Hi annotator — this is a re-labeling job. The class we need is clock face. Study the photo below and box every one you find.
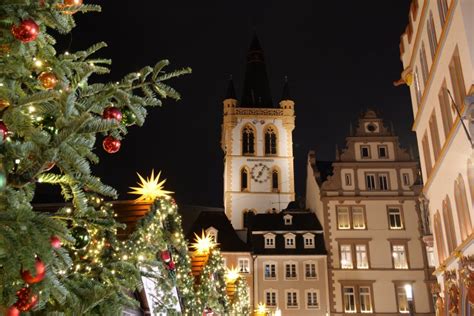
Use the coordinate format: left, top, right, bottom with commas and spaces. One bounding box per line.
251, 163, 270, 183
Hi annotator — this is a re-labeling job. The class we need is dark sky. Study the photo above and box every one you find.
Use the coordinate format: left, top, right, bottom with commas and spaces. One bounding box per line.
38, 0, 417, 207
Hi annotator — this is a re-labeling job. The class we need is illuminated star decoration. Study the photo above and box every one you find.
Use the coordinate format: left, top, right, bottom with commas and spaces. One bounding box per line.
225, 266, 240, 284
128, 169, 173, 202
191, 230, 217, 255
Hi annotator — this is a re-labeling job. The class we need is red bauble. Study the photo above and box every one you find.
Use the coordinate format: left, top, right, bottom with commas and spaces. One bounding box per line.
7, 306, 20, 316
21, 258, 46, 284
14, 287, 38, 312
102, 136, 121, 154
161, 250, 171, 263
50, 235, 61, 249
11, 19, 40, 43
0, 121, 8, 140
167, 260, 175, 270
102, 107, 123, 122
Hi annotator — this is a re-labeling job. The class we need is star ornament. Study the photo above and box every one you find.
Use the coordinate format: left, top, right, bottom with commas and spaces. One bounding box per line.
191, 230, 217, 255
128, 170, 173, 202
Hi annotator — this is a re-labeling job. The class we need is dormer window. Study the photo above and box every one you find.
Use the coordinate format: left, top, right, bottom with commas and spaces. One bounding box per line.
206, 227, 218, 243
284, 214, 293, 225
303, 233, 315, 249
284, 233, 296, 249
264, 233, 276, 249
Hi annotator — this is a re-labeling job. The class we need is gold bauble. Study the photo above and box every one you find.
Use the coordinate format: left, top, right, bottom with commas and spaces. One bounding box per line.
38, 72, 58, 90
0, 99, 10, 111
57, 0, 83, 15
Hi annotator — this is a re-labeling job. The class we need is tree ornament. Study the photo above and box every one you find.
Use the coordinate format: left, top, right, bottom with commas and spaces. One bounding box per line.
0, 99, 10, 111
0, 44, 11, 55
121, 107, 137, 126
102, 106, 123, 122
161, 250, 172, 263
7, 306, 20, 316
50, 235, 61, 249
11, 19, 40, 43
57, 0, 83, 15
21, 258, 46, 284
14, 287, 38, 312
0, 121, 9, 140
42, 161, 56, 172
102, 136, 121, 154
71, 226, 90, 249
167, 260, 175, 270
38, 72, 58, 90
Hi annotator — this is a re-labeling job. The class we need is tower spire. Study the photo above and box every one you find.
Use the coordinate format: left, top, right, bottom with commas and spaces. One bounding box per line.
281, 75, 291, 101
225, 75, 236, 100
241, 33, 273, 108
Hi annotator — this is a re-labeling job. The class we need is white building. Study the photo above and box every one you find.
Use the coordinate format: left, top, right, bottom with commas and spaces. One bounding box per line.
306, 110, 434, 315
398, 0, 474, 313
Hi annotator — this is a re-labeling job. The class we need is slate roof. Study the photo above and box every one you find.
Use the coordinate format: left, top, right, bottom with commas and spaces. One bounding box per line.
248, 210, 323, 232
186, 211, 250, 252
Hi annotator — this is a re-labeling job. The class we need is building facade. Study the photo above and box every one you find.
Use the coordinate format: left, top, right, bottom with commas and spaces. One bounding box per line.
307, 110, 434, 315
398, 0, 474, 313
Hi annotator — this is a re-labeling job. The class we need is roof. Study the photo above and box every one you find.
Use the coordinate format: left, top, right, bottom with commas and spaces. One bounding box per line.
250, 232, 327, 255
281, 76, 291, 101
186, 211, 250, 252
248, 210, 323, 232
225, 76, 236, 99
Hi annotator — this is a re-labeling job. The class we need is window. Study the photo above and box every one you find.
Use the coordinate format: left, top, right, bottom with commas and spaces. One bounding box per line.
442, 197, 457, 253
449, 48, 466, 113
356, 244, 369, 269
429, 112, 442, 160
392, 244, 409, 269
413, 68, 422, 105
238, 258, 250, 273
264, 233, 275, 249
388, 207, 404, 229
426, 246, 436, 267
284, 233, 296, 249
396, 286, 410, 313
454, 174, 473, 241
264, 263, 277, 279
337, 207, 350, 229
205, 227, 218, 243
264, 126, 277, 155
402, 173, 410, 186
241, 168, 249, 191
242, 125, 255, 155
285, 263, 297, 279
304, 262, 317, 279
439, 82, 453, 138
303, 233, 315, 249
265, 290, 277, 307
420, 43, 429, 84
360, 145, 370, 158
345, 173, 352, 186
343, 287, 356, 313
366, 174, 376, 190
271, 169, 279, 192
306, 290, 319, 309
437, 0, 448, 25
340, 245, 353, 269
427, 11, 438, 59
286, 290, 298, 308
422, 133, 433, 176
378, 174, 389, 191
359, 286, 373, 313
352, 207, 365, 229
434, 211, 447, 263
378, 145, 388, 158
283, 214, 292, 225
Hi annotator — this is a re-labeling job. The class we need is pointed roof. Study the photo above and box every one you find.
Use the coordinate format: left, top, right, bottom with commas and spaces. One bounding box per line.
225, 75, 236, 99
240, 33, 274, 108
281, 76, 291, 100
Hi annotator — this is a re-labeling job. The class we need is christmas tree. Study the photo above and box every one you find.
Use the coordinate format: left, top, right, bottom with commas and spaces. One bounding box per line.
0, 0, 190, 313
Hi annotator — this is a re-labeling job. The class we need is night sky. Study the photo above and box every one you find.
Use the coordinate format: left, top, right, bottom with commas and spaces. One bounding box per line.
39, 0, 417, 207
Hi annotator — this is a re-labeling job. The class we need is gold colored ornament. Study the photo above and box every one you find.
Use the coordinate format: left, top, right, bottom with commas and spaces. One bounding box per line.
38, 72, 58, 90
191, 231, 217, 256
405, 73, 413, 86
128, 169, 173, 202
0, 44, 10, 55
57, 0, 83, 15
0, 99, 10, 111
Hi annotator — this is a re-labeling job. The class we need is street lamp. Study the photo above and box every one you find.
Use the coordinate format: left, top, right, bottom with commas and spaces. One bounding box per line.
404, 284, 414, 316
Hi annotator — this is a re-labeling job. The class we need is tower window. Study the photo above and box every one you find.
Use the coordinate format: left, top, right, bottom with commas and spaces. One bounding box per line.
242, 125, 255, 155
265, 126, 277, 155
272, 169, 279, 192
360, 145, 370, 158
241, 168, 249, 191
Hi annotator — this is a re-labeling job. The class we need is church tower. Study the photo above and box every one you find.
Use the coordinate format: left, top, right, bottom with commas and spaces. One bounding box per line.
221, 35, 295, 230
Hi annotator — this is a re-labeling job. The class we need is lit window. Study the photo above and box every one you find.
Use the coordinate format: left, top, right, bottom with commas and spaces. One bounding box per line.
378, 174, 389, 191
420, 43, 429, 84
337, 207, 350, 229
343, 287, 356, 313
356, 244, 369, 269
359, 287, 372, 313
264, 263, 276, 279
414, 68, 422, 105
427, 11, 437, 59
242, 125, 255, 155
241, 168, 249, 191
205, 227, 218, 243
388, 208, 404, 229
286, 291, 298, 308
397, 286, 410, 313
284, 233, 296, 249
360, 146, 370, 158
340, 245, 353, 269
284, 214, 292, 225
264, 126, 277, 155
392, 245, 409, 269
352, 207, 365, 229
285, 263, 297, 279
272, 169, 279, 192
366, 174, 376, 190
306, 290, 319, 309
437, 0, 448, 26
303, 233, 315, 248
426, 246, 436, 267
238, 258, 250, 273
264, 233, 275, 249
378, 145, 388, 158
265, 290, 277, 307
305, 262, 317, 279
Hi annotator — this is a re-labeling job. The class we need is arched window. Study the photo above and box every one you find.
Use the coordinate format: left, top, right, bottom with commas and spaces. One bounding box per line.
265, 126, 277, 155
272, 169, 279, 192
241, 167, 249, 191
434, 211, 447, 264
468, 159, 474, 206
242, 125, 255, 155
443, 196, 457, 254
454, 174, 473, 241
